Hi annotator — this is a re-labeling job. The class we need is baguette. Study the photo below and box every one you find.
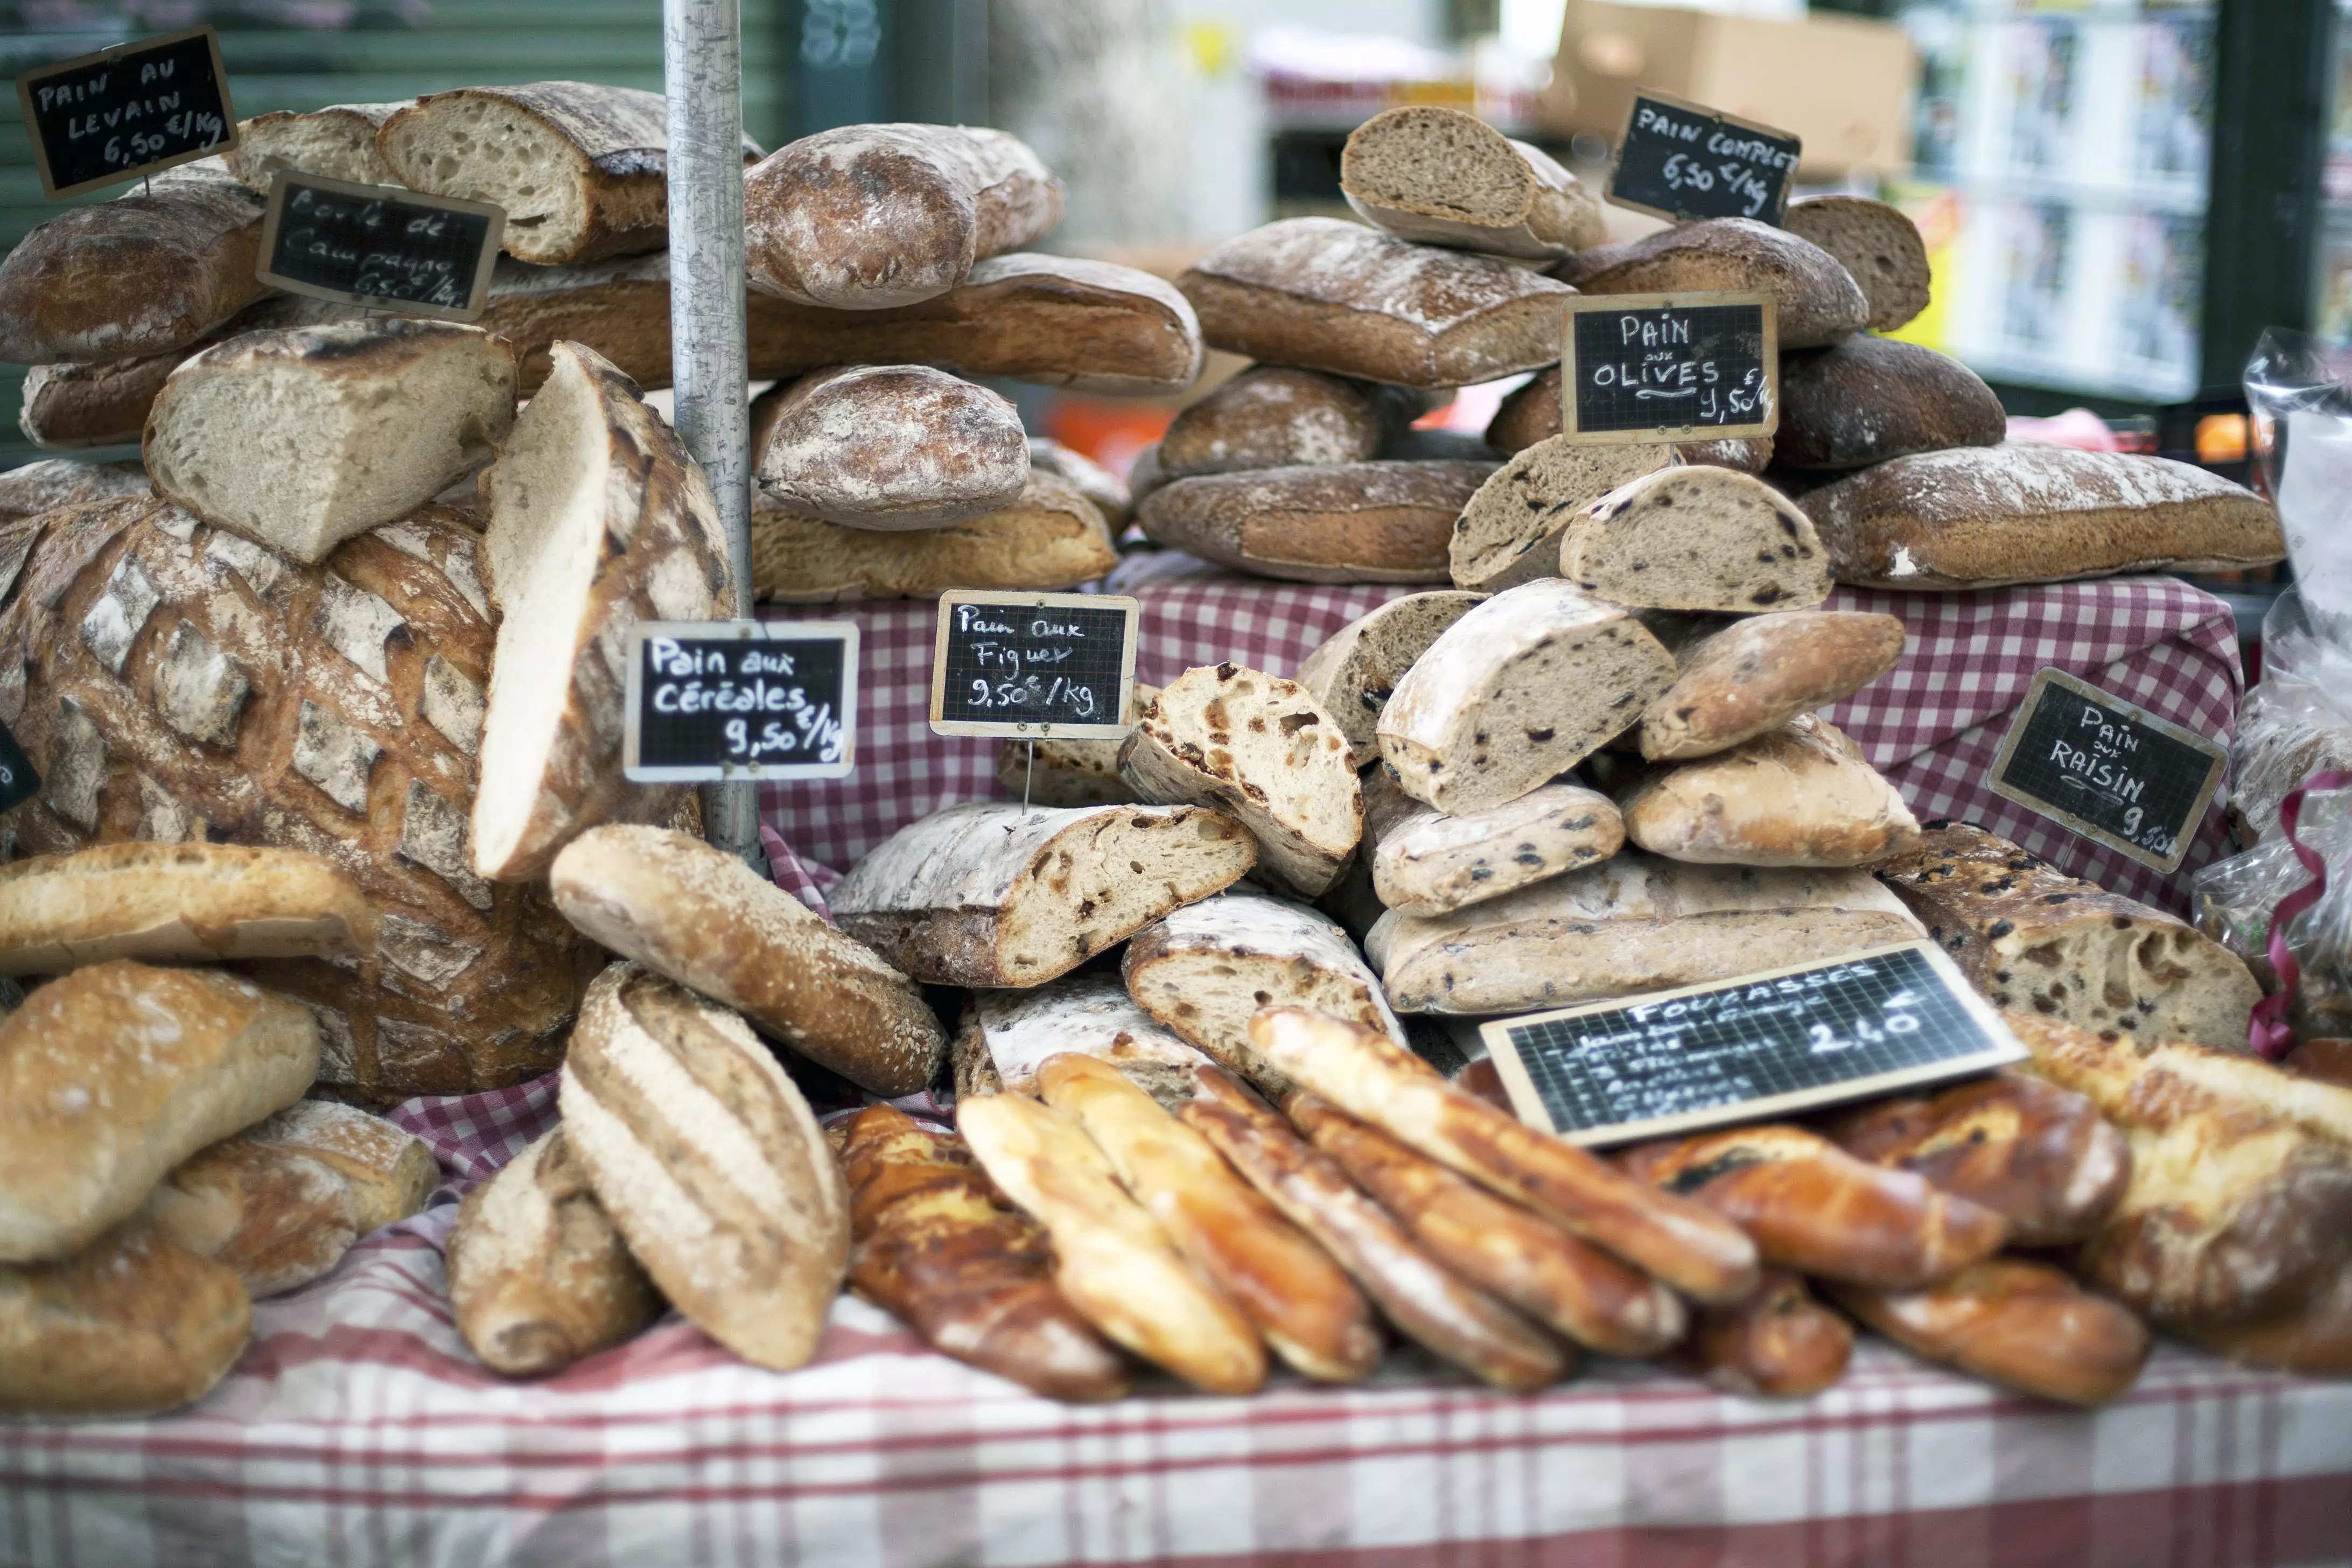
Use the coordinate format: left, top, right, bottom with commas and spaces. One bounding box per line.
1639, 610, 1906, 761
1135, 460, 1496, 586
1559, 465, 1831, 613
1339, 106, 1606, 259
1832, 1261, 2151, 1406
1553, 218, 1866, 349
750, 365, 1029, 530
224, 102, 405, 190
969, 974, 1212, 1106
0, 458, 150, 520
0, 1225, 250, 1417
1040, 1054, 1378, 1382
1369, 780, 1623, 919
749, 472, 1116, 603
957, 1089, 1265, 1394
1294, 591, 1484, 768
1618, 715, 1921, 867
141, 1136, 358, 1298
1782, 195, 1931, 334
1448, 437, 1679, 593
0, 842, 376, 975
242, 1100, 437, 1234
839, 1104, 1128, 1401
1252, 1008, 1760, 1304
1671, 1270, 1852, 1398
1774, 338, 2005, 471
1158, 367, 1426, 479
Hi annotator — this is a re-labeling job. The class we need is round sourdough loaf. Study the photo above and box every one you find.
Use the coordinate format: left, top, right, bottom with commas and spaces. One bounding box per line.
1775, 337, 2005, 471
1555, 218, 1867, 348
751, 364, 1029, 530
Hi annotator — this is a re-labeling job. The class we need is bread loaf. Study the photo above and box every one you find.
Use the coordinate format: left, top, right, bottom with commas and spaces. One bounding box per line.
224, 103, 405, 190
0, 1225, 250, 1416
1783, 195, 1931, 333
1799, 445, 2285, 589
472, 340, 730, 882
1554, 218, 1867, 348
1178, 1065, 1568, 1389
549, 825, 943, 1096
1339, 106, 1606, 260
1136, 460, 1496, 585
993, 682, 1158, 807
1376, 580, 1676, 814
1670, 1270, 1852, 1398
142, 1136, 358, 1298
1121, 890, 1400, 1093
0, 842, 375, 974
1485, 367, 1773, 471
1367, 854, 1924, 1014
0, 495, 593, 1101
745, 124, 1061, 308
1640, 610, 1905, 761
750, 365, 1028, 529
1775, 338, 2005, 471
750, 472, 1115, 603
1619, 715, 1921, 866
445, 1127, 661, 1377
1448, 437, 1678, 593
1371, 780, 1623, 918
957, 1089, 1266, 1394
1832, 1261, 2151, 1406
0, 160, 269, 365
242, 1100, 437, 1233
0, 458, 149, 520
1178, 218, 1574, 388
0, 962, 318, 1263
1293, 592, 1483, 768
831, 802, 1257, 986
559, 963, 849, 1371
1026, 437, 1129, 528
969, 974, 1211, 1105
1158, 367, 1423, 479
1874, 822, 2260, 1047
1821, 1070, 2131, 1247
2097, 1035, 2352, 1151
1559, 465, 1831, 613
2185, 1259, 2352, 1376
839, 1104, 1128, 1401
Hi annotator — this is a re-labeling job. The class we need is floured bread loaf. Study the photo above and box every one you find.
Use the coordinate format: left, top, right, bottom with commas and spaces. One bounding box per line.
1120, 663, 1362, 897
0, 842, 374, 975
1641, 610, 1906, 760
1178, 217, 1573, 387
751, 365, 1029, 529
1027, 437, 1129, 528
1340, 106, 1606, 259
750, 472, 1115, 603
0, 1225, 251, 1417
1373, 780, 1623, 918
1136, 460, 1495, 585
1485, 368, 1774, 471
0, 459, 150, 520
831, 802, 1257, 986
550, 825, 946, 1096
1619, 715, 1921, 867
242, 1100, 437, 1233
1450, 436, 1678, 592
1875, 822, 2259, 1047
1295, 591, 1483, 767
1158, 366, 1425, 479
559, 963, 848, 1371
1783, 195, 1931, 333
1776, 337, 2005, 471
225, 103, 405, 190
145, 320, 518, 564
472, 340, 730, 882
1377, 580, 1676, 814
994, 682, 1159, 807
970, 974, 1212, 1105
1369, 853, 1923, 1014
446, 1127, 661, 1377
1122, 889, 1401, 1093
1559, 465, 1831, 612
1555, 218, 1867, 348
141, 1135, 359, 1299
745, 124, 1061, 308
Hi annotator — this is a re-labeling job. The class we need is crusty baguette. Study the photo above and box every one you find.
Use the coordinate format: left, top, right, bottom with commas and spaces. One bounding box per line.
225, 102, 406, 190
141, 1136, 358, 1298
1832, 1260, 2151, 1407
241, 1100, 438, 1234
749, 471, 1116, 603
1289, 1092, 1683, 1357
751, 365, 1030, 529
1671, 1269, 1853, 1398
1618, 715, 1921, 867
445, 1128, 662, 1377
970, 974, 1212, 1107
550, 825, 945, 1097
0, 842, 376, 975
1339, 106, 1605, 259
957, 1089, 1265, 1394
1293, 591, 1483, 768
0, 1224, 250, 1417
1252, 1009, 1760, 1304
839, 1104, 1128, 1401
557, 963, 849, 1372
0, 962, 319, 1264
1039, 1054, 1378, 1382
0, 458, 150, 520
1178, 1065, 1569, 1390
1640, 610, 1906, 761
1369, 779, 1623, 919
1554, 218, 1866, 349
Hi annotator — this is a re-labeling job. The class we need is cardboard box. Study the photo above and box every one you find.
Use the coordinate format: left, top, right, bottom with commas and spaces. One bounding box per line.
1541, 2, 1918, 179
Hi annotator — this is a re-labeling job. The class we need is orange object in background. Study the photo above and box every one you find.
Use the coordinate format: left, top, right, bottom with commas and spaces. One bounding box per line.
1039, 395, 1175, 481
2197, 412, 2250, 465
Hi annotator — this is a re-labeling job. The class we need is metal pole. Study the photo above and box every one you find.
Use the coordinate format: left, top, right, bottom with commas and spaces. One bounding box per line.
663, 0, 765, 873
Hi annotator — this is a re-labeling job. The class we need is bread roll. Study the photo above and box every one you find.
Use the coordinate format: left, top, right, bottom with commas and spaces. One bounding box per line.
224, 103, 405, 190
0, 1225, 250, 1416
1339, 106, 1606, 259
967, 974, 1212, 1106
1158, 366, 1424, 479
1555, 218, 1867, 348
1670, 1270, 1852, 1398
1833, 1261, 2150, 1406
748, 472, 1114, 604
242, 1100, 438, 1233
1136, 460, 1496, 586
1449, 437, 1678, 593
750, 365, 1028, 530
1775, 338, 2005, 471
1640, 610, 1906, 761
0, 842, 376, 975
0, 458, 149, 520
1559, 465, 1830, 613
1619, 715, 1921, 867
1782, 195, 1931, 334
1370, 780, 1623, 919
142, 1136, 358, 1298
1294, 591, 1484, 768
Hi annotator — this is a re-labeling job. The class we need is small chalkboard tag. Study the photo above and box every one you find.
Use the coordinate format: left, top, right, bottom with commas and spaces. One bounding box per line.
255, 171, 505, 321
1562, 291, 1777, 444
623, 620, 858, 783
930, 590, 1140, 739
1479, 941, 2026, 1148
0, 722, 41, 815
1607, 90, 1801, 226
1989, 666, 2227, 874
15, 26, 236, 199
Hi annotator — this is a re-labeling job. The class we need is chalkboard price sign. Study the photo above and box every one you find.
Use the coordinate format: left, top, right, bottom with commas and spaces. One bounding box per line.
16, 26, 237, 199
1989, 666, 2227, 874
0, 722, 41, 816
1562, 291, 1777, 444
1480, 942, 2026, 1147
1606, 90, 1801, 226
624, 620, 859, 782
256, 171, 505, 321
930, 590, 1140, 739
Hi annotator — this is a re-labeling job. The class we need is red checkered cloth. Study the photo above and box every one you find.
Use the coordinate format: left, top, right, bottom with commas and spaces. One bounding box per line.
756, 563, 2241, 913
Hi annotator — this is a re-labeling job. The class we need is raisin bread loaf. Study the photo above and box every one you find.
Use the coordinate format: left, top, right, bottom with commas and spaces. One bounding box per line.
1294, 591, 1484, 767
1559, 466, 1831, 612
1619, 715, 1921, 867
1640, 610, 1906, 761
1371, 779, 1623, 918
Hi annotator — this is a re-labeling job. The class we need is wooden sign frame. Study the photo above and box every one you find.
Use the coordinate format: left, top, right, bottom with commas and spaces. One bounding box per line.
255, 170, 506, 322
17, 25, 237, 199
929, 590, 1140, 740
1560, 290, 1779, 445
1605, 88, 1801, 227
623, 619, 859, 783
1988, 666, 2228, 874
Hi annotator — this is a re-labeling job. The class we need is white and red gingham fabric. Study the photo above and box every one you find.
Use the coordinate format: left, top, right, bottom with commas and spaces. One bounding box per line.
757, 562, 2242, 913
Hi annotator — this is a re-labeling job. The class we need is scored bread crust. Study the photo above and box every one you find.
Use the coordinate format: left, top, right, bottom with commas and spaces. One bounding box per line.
557, 963, 848, 1372
1450, 437, 1678, 593
830, 801, 1258, 988
549, 825, 946, 1097
1553, 218, 1868, 349
1136, 460, 1496, 585
1560, 466, 1832, 613
1830, 1261, 2151, 1407
1640, 610, 1907, 761
1671, 1270, 1853, 1398
752, 365, 1029, 530
750, 471, 1114, 604
1158, 367, 1423, 479
224, 103, 406, 191
1783, 195, 1932, 335
1775, 337, 2006, 471
1294, 590, 1485, 768
0, 842, 376, 974
1619, 715, 1921, 867
973, 974, 1211, 1107
1339, 106, 1607, 260
242, 1100, 438, 1234
0, 459, 150, 519
1371, 779, 1624, 919
141, 1137, 359, 1299
0, 1225, 251, 1417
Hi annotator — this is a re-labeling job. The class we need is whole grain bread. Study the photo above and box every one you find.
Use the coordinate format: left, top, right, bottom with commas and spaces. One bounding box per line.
749, 471, 1115, 603
751, 364, 1028, 529
1619, 714, 1921, 866
1775, 337, 2004, 471
1136, 460, 1496, 585
0, 841, 375, 974
1554, 218, 1867, 348
1294, 590, 1485, 767
1640, 610, 1906, 760
224, 103, 406, 190
1157, 366, 1426, 479
1560, 465, 1831, 612
1371, 779, 1623, 918
0, 1225, 250, 1417
1783, 196, 1931, 333
1340, 106, 1607, 260
1449, 435, 1678, 592
970, 974, 1213, 1105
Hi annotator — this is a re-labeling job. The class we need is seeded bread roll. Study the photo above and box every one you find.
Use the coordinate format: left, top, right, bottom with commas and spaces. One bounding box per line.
0, 1225, 251, 1417
993, 682, 1159, 807
1136, 460, 1496, 586
1640, 610, 1906, 761
1619, 715, 1921, 867
1783, 195, 1931, 334
1776, 338, 2005, 471
1371, 780, 1624, 918
750, 472, 1115, 604
1376, 580, 1676, 815
971, 973, 1212, 1105
0, 458, 150, 520
750, 365, 1028, 530
224, 103, 406, 190
0, 842, 375, 975
1873, 822, 2259, 1047
1178, 218, 1575, 388
241, 1100, 437, 1233
1449, 436, 1678, 593
745, 124, 1062, 309
1485, 368, 1773, 472
1553, 218, 1868, 348
1294, 591, 1485, 768
1339, 106, 1607, 260
141, 1136, 358, 1299
1559, 465, 1831, 613
1157, 366, 1426, 479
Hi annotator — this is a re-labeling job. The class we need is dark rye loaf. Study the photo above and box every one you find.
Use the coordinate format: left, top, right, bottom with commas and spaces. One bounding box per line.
1137, 460, 1497, 585
1553, 219, 1866, 349
1775, 338, 2005, 471
1485, 368, 1771, 472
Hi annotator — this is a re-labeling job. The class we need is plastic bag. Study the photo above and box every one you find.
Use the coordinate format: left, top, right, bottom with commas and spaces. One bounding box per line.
2231, 589, 2352, 842
2192, 807, 2352, 1041
2246, 328, 2352, 628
